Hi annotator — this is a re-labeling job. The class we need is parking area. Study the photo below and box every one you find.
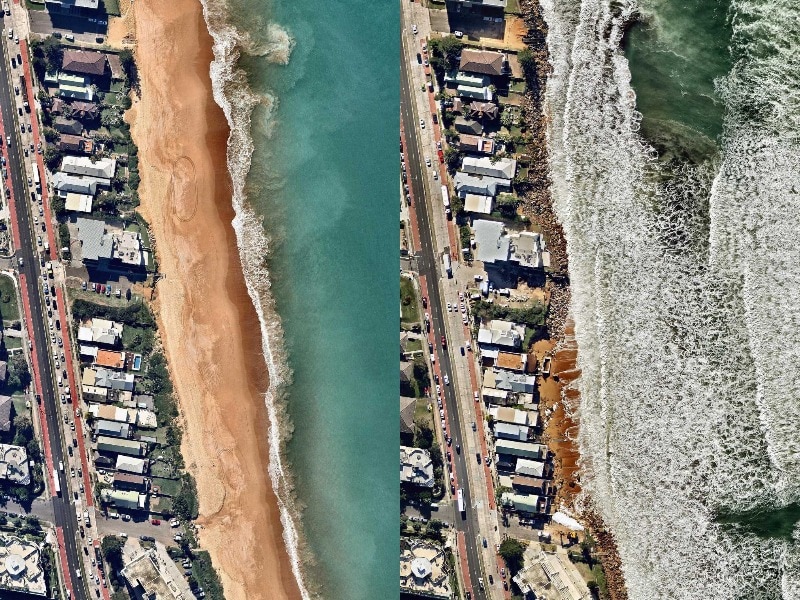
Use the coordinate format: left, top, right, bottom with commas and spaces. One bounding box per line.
28, 10, 108, 45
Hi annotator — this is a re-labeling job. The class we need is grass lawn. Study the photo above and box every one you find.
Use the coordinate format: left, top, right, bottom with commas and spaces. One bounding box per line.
0, 275, 20, 323
12, 395, 28, 420
414, 398, 434, 430
405, 339, 423, 353
150, 460, 177, 479
102, 0, 121, 16
400, 276, 419, 324
505, 0, 521, 14
151, 476, 181, 498
4, 337, 21, 350
25, 0, 46, 10
510, 80, 526, 93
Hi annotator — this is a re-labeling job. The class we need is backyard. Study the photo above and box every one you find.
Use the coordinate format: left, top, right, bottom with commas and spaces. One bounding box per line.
400, 276, 420, 324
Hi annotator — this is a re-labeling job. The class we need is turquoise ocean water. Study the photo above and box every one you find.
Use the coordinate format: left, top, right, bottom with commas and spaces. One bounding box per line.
199, 0, 398, 598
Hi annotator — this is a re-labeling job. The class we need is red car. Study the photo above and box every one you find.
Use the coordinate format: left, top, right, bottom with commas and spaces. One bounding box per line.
151, 519, 161, 525
441, 336, 446, 348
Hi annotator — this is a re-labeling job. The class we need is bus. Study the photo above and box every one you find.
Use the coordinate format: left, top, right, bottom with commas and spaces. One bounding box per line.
457, 488, 465, 515
442, 253, 452, 278
441, 185, 450, 210
53, 473, 60, 496
31, 161, 39, 190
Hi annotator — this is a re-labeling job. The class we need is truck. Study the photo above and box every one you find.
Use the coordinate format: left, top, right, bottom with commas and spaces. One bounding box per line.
31, 161, 39, 190
441, 185, 450, 217
442, 253, 452, 278
19, 75, 28, 111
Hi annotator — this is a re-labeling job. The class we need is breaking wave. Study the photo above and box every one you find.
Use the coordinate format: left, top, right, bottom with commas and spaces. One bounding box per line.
196, 1, 311, 598
542, 0, 800, 597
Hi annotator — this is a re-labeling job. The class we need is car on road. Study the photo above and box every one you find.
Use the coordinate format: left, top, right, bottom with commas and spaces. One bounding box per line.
19, 123, 24, 134
411, 24, 418, 34
419, 118, 425, 129
441, 335, 446, 347
425, 156, 431, 167
443, 374, 449, 385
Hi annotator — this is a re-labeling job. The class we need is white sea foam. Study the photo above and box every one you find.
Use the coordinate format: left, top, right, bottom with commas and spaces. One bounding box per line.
542, 0, 800, 596
196, 1, 311, 598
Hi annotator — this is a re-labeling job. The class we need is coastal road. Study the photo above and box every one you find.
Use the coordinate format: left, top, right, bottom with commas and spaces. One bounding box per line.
0, 33, 89, 600
400, 15, 490, 600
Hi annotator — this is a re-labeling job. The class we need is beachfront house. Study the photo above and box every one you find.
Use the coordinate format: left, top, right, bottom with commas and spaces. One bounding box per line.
53, 116, 84, 136
78, 318, 124, 347
75, 218, 146, 272
58, 134, 94, 156
113, 472, 148, 493
400, 446, 435, 488
472, 220, 550, 270
500, 492, 542, 514
100, 488, 146, 510
61, 49, 108, 80
495, 439, 546, 460
478, 319, 526, 352
94, 419, 131, 439
453, 173, 508, 199
462, 156, 516, 180
458, 49, 507, 78
458, 134, 495, 156
61, 156, 116, 185
96, 436, 144, 457
116, 455, 147, 475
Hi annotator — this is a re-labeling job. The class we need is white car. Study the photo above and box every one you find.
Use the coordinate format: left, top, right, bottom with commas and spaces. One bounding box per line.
425, 156, 431, 167
444, 375, 449, 385
412, 24, 418, 34
419, 118, 425, 129
446, 302, 451, 311
454, 30, 463, 38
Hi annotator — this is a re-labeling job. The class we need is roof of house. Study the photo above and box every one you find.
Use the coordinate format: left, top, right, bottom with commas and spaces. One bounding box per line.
473, 219, 510, 264
459, 49, 506, 77
50, 97, 65, 114
114, 471, 145, 486
458, 134, 495, 155
95, 349, 125, 369
75, 217, 113, 261
515, 457, 546, 478
454, 116, 483, 135
400, 446, 435, 488
95, 419, 130, 438
494, 422, 529, 441
58, 133, 90, 154
463, 193, 493, 215
106, 53, 124, 79
62, 49, 107, 77
115, 455, 147, 474
53, 172, 98, 196
54, 117, 83, 135
453, 172, 508, 198
400, 397, 416, 435
462, 156, 516, 180
501, 492, 540, 513
495, 439, 545, 459
496, 351, 527, 371
70, 101, 100, 121
97, 436, 143, 455
62, 156, 116, 180
64, 192, 93, 213
0, 396, 11, 433
468, 101, 499, 120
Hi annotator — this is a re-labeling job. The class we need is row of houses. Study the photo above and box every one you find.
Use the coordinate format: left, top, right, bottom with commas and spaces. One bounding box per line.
52, 155, 116, 214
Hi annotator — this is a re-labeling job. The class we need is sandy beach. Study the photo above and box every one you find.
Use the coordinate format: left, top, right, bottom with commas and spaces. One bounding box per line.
125, 1, 302, 599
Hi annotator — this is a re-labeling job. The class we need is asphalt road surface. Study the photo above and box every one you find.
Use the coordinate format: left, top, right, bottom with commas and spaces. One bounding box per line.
0, 35, 89, 600
400, 20, 489, 600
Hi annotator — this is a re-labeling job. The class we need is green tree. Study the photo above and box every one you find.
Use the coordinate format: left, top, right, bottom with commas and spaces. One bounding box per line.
128, 170, 141, 190
43, 147, 63, 171
496, 193, 520, 218
101, 535, 125, 569
499, 538, 527, 574
42, 36, 63, 72
50, 194, 65, 217
7, 355, 31, 391
42, 127, 59, 143
443, 147, 461, 172
173, 473, 199, 521
518, 48, 536, 82
414, 424, 434, 450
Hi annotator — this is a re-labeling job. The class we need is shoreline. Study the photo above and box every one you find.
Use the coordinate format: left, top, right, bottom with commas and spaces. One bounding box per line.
125, 1, 302, 599
519, 0, 629, 597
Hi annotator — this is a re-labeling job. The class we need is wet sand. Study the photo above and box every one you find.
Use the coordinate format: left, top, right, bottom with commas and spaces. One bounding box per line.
127, 1, 301, 599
